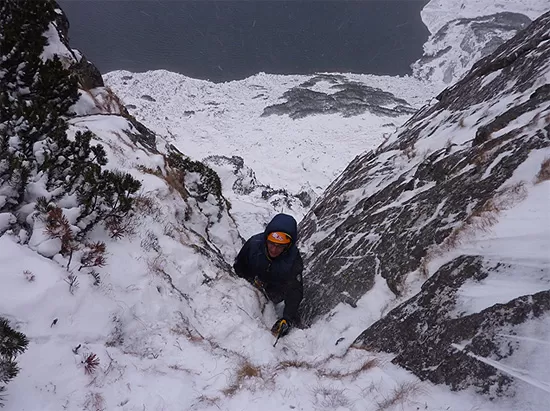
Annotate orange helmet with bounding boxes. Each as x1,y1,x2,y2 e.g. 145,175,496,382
267,231,292,245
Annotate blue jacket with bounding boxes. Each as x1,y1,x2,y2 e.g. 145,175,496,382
233,214,303,321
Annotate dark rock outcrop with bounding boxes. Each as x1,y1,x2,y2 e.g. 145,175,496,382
51,1,104,89
353,256,550,395
262,74,416,119
71,54,104,89
298,11,550,394
123,114,158,153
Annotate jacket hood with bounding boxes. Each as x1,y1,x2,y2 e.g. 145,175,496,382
264,213,298,244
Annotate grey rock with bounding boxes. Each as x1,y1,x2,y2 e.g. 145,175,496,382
413,12,533,86
71,54,104,89
123,115,158,153
298,11,550,393
353,255,550,395
51,2,104,89
262,74,416,119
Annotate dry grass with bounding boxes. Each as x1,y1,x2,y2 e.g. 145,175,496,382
192,395,221,410
164,168,187,198
403,142,417,159
535,157,550,184
23,269,35,282
170,322,204,343
221,354,375,398
276,359,314,371
83,392,105,411
168,364,193,373
82,87,127,115
146,254,166,276
276,357,379,380
320,358,379,379
222,360,263,396
444,137,454,154
136,165,161,176
82,353,100,375
101,87,127,114
132,193,160,216
472,148,489,168
171,311,206,344
137,160,188,200
419,257,430,278
375,381,424,411
311,385,352,410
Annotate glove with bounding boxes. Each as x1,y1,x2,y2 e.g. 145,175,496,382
251,276,265,291
271,318,291,337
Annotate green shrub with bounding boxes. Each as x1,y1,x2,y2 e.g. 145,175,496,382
0,317,29,407
0,0,141,238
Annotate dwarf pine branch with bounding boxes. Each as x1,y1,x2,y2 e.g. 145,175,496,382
0,317,29,407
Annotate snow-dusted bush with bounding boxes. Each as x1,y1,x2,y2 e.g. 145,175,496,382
166,148,226,208
0,317,28,407
0,0,141,240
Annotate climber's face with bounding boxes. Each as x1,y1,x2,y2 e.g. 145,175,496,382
266,241,287,258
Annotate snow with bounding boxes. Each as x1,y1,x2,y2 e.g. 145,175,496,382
421,0,549,35
40,23,76,66
2,99,528,411
453,342,550,395
2,2,550,411
455,270,549,315
0,212,15,232
103,69,432,199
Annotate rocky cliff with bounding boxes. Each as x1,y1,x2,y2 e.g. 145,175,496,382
300,11,550,395
412,12,532,87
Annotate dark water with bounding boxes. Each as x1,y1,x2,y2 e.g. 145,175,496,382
58,0,430,83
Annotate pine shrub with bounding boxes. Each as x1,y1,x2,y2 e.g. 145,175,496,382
0,0,141,239
0,317,29,407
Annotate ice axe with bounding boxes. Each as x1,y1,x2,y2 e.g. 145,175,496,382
272,319,289,347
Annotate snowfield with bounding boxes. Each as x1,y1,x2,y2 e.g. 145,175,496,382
1,0,549,410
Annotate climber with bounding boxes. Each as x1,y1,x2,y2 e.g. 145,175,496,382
233,213,304,338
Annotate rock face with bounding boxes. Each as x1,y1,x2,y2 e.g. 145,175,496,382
51,1,104,89
299,11,550,394
262,74,417,119
354,256,550,395
413,12,532,88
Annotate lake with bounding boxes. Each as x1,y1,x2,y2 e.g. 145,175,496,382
57,0,430,82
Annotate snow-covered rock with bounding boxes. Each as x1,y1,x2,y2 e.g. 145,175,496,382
2,1,549,410
414,0,548,90
299,11,550,398
413,12,532,88
420,0,547,36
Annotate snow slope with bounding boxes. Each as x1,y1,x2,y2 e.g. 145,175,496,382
421,0,548,35
1,2,548,411
104,70,431,196
414,0,549,91
1,102,510,411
